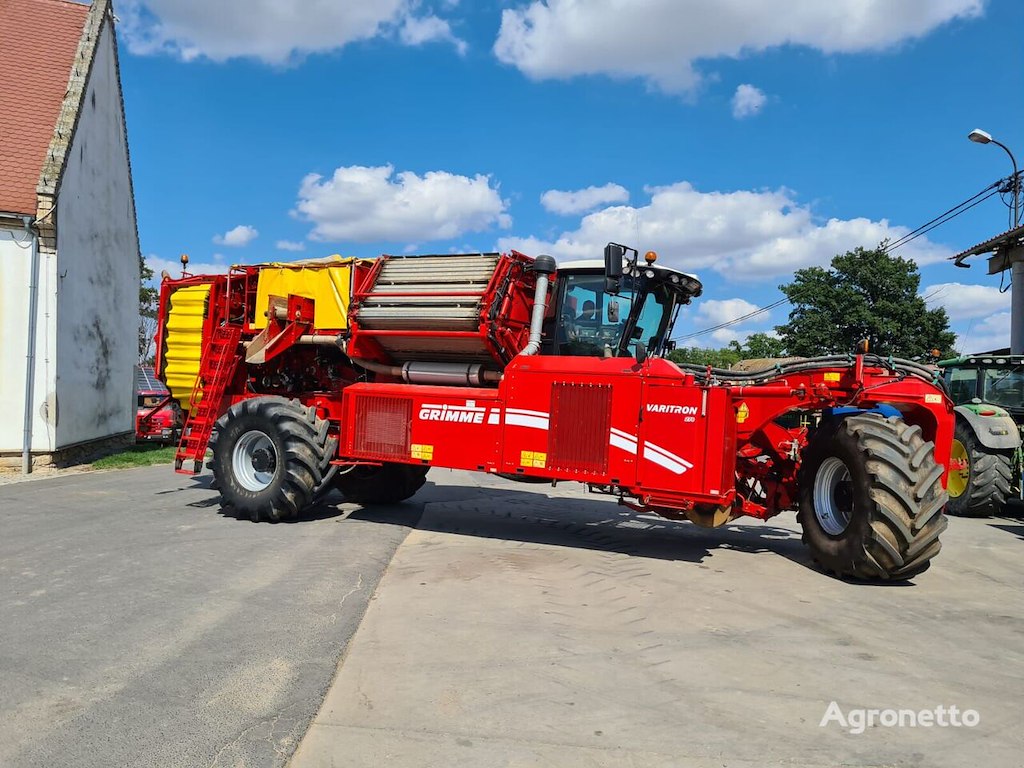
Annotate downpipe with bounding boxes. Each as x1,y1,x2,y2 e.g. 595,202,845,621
21,217,40,475
518,254,556,357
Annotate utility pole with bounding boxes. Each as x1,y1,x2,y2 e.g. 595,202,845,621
954,129,1024,354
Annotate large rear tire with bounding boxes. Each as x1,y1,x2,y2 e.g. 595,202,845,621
335,463,429,505
210,397,331,522
945,419,1012,518
797,413,948,580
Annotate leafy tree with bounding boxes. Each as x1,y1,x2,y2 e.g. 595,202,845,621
666,334,788,368
667,345,743,368
731,333,788,359
775,244,955,360
139,254,159,364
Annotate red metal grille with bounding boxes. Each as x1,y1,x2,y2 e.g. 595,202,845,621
353,395,412,459
548,382,612,475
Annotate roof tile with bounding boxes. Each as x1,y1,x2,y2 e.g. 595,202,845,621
0,0,90,216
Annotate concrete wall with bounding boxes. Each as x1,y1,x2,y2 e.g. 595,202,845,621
0,225,57,453
54,19,139,449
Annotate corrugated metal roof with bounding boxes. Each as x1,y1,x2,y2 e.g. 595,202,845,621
952,223,1024,267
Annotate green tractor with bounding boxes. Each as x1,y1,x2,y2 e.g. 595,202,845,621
940,354,1024,516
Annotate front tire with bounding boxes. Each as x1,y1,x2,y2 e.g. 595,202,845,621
945,419,1013,518
210,397,331,522
797,414,948,580
335,463,429,505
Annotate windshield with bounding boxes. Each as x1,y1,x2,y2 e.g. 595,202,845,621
554,272,676,357
982,366,1024,409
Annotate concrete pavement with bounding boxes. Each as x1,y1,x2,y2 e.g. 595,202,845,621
0,465,476,768
292,474,1024,768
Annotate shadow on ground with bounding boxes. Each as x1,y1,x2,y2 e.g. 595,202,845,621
183,474,941,584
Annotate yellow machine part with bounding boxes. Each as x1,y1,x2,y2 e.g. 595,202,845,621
252,257,358,331
162,283,211,411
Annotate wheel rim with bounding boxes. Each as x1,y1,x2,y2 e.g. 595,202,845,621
232,430,278,492
813,457,855,536
947,438,969,499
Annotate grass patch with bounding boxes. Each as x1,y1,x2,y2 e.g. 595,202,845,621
92,444,178,469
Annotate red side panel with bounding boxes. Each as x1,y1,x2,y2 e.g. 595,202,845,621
341,383,504,471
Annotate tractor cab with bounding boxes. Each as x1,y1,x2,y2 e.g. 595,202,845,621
547,244,702,359
942,354,1024,421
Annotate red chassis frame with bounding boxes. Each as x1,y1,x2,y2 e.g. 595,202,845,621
334,355,953,522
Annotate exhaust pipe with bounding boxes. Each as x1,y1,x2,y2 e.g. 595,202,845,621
519,254,556,357
350,358,502,385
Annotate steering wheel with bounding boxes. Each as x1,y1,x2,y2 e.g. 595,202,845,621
560,309,578,342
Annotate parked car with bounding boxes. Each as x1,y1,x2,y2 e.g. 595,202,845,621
135,366,182,444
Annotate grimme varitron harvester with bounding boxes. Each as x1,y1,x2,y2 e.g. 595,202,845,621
155,244,953,580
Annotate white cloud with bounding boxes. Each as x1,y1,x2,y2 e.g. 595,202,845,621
498,181,949,280
731,84,767,118
541,183,629,215
275,239,306,252
119,0,464,63
958,311,1009,354
494,0,983,93
399,14,468,55
697,298,760,326
690,298,771,344
921,282,1010,321
294,164,511,242
213,224,259,247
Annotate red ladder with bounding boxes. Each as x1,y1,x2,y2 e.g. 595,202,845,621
174,325,242,475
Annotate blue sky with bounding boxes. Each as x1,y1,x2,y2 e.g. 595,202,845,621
115,0,1023,352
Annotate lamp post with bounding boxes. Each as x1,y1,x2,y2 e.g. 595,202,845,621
968,128,1021,228
969,129,1024,353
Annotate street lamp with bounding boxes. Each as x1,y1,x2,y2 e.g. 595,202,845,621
968,128,1021,228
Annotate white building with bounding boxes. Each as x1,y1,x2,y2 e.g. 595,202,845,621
0,0,140,469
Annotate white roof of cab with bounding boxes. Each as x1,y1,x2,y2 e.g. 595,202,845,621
557,258,700,283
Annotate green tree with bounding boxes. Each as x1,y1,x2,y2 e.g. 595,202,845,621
667,345,742,368
139,254,159,364
775,244,955,360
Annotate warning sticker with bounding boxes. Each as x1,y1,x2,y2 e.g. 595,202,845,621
411,444,434,460
823,372,841,382
736,403,750,424
520,450,547,468
924,393,943,404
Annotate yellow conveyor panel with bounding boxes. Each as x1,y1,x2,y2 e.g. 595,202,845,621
163,284,211,410
252,257,357,331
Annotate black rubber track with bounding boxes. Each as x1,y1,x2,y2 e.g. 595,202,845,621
797,414,949,581
209,397,332,522
335,463,430,505
945,419,1013,518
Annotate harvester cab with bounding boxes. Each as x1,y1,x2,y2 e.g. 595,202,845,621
548,244,701,359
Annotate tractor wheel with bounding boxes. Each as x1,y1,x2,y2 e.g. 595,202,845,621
335,463,429,505
210,397,331,522
797,413,948,581
946,419,1013,517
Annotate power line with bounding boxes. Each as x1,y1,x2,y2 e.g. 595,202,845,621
672,179,1008,346
886,177,1005,253
673,297,789,342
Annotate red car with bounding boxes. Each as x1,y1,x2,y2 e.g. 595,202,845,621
135,366,182,444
